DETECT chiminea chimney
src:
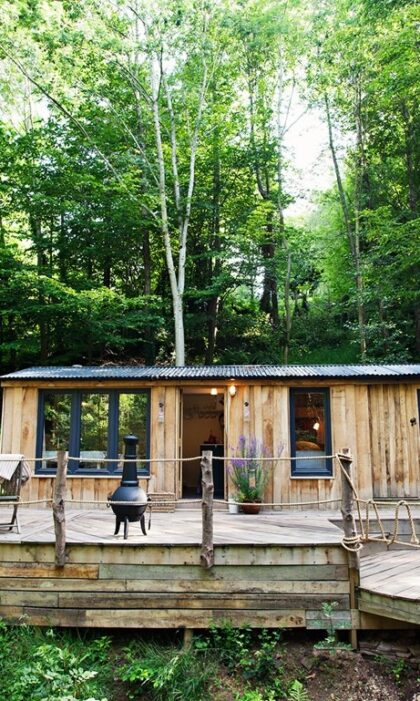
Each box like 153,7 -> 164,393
109,434 -> 149,539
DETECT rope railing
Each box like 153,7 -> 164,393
18,453 -> 337,465
335,453 -> 420,551
2,452 -> 419,559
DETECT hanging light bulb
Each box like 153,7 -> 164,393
313,418 -> 320,431
210,388 -> 218,396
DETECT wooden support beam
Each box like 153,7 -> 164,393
52,450 -> 67,567
183,628 -> 194,648
200,450 -> 214,569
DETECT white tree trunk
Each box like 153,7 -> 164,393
150,58 -> 185,364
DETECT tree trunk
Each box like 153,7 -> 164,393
30,215 -> 49,362
143,230 -> 151,295
58,213 -> 67,283
414,306 -> 420,357
246,51 -> 279,329
324,93 -> 353,253
0,214 -> 4,246
325,91 -> 366,358
259,218 -> 279,328
103,261 -> 111,288
150,58 -> 185,365
401,102 -> 418,217
283,249 -> 292,364
205,112 -> 222,364
354,81 -> 367,358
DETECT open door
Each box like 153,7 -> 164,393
181,388 -> 225,498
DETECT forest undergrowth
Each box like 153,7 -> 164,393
0,620 -> 419,701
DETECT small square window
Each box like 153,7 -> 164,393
290,388 -> 332,477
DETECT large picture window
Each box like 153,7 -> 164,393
290,388 -> 332,477
36,390 -> 150,475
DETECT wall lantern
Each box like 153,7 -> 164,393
228,385 -> 237,397
210,387 -> 218,396
243,400 -> 250,422
158,401 -> 165,423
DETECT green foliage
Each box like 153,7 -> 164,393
287,679 -> 310,701
234,690 -> 276,701
313,602 -> 352,651
197,623 -> 283,689
374,654 -> 408,686
391,659 -> 407,685
118,639 -> 216,701
0,0 -> 418,368
0,621 -> 111,701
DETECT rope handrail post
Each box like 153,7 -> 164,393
52,450 -> 67,567
200,450 -> 214,569
339,448 -> 359,648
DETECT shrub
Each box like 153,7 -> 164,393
196,623 -> 284,689
118,639 -> 217,701
0,621 -> 111,701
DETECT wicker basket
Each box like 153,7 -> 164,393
148,492 -> 176,512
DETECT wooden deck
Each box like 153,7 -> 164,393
359,550 -> 420,626
0,508 -> 353,630
0,507 -> 347,545
0,508 -> 418,631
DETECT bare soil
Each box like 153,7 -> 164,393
281,636 -> 420,701
207,631 -> 420,701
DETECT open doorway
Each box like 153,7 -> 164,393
181,389 -> 225,498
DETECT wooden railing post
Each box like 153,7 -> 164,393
53,450 -> 68,567
200,450 -> 214,569
339,448 -> 360,648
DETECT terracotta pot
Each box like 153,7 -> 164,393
241,501 -> 261,515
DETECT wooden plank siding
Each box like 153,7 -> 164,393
0,539 -> 352,630
368,384 -> 420,499
2,380 -> 419,509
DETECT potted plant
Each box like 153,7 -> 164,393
229,436 -> 269,514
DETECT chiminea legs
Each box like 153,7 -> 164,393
114,515 -> 147,539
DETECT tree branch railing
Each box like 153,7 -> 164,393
3,452 -> 419,570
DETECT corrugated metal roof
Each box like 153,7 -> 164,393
2,364 -> 420,382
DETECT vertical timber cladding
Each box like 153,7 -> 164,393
227,384 -> 343,510
368,383 -> 420,499
1,386 -> 25,453
150,385 -> 179,495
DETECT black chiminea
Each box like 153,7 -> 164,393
109,434 -> 149,539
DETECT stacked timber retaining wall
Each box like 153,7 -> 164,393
0,541 -> 355,630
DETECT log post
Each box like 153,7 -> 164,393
339,448 -> 360,648
200,450 -> 214,569
53,450 -> 68,567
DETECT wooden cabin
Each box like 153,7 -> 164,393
1,364 -> 419,509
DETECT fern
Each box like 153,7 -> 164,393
288,680 -> 310,701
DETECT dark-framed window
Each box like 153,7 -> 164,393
290,388 -> 332,477
36,389 -> 150,475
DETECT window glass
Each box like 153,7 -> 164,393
37,389 -> 150,474
291,390 -> 332,476
80,393 -> 109,469
41,393 -> 72,469
118,393 -> 148,464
